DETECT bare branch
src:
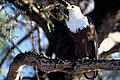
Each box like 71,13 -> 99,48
99,43 -> 120,59
0,26 -> 37,69
6,52 -> 40,80
7,52 -> 120,80
10,41 -> 22,53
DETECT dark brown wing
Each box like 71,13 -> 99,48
83,19 -> 98,80
46,16 -> 76,60
87,23 -> 98,59
70,17 -> 98,59
88,17 -> 98,59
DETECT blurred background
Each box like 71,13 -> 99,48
0,0 -> 120,80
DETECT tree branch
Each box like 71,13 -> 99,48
7,0 -> 53,40
0,26 -> 37,69
7,0 -> 120,47
97,10 -> 120,45
88,0 -> 120,45
7,52 -> 120,80
99,43 -> 120,59
6,52 -> 40,80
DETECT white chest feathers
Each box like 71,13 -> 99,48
65,5 -> 89,32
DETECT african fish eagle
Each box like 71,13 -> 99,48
65,4 -> 98,79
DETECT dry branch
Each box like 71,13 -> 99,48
0,26 -> 37,69
99,43 -> 120,59
96,10 -> 120,45
7,52 -> 40,80
7,52 -> 120,80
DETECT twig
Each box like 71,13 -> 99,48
36,27 -> 42,53
10,41 -> 22,53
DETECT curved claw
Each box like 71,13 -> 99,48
83,70 -> 98,79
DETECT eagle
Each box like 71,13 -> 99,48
45,2 -> 98,79
65,4 -> 98,59
65,4 -> 98,79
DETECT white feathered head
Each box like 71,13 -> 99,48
65,5 -> 89,32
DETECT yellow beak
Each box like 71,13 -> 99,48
67,5 -> 73,10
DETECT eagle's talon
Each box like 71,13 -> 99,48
58,59 -> 64,64
81,57 -> 90,63
83,70 -> 98,79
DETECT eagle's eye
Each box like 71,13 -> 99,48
72,6 -> 74,8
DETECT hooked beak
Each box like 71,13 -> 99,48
66,5 -> 73,10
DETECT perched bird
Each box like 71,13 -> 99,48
45,2 -> 98,79
65,4 -> 98,79
65,4 -> 98,60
